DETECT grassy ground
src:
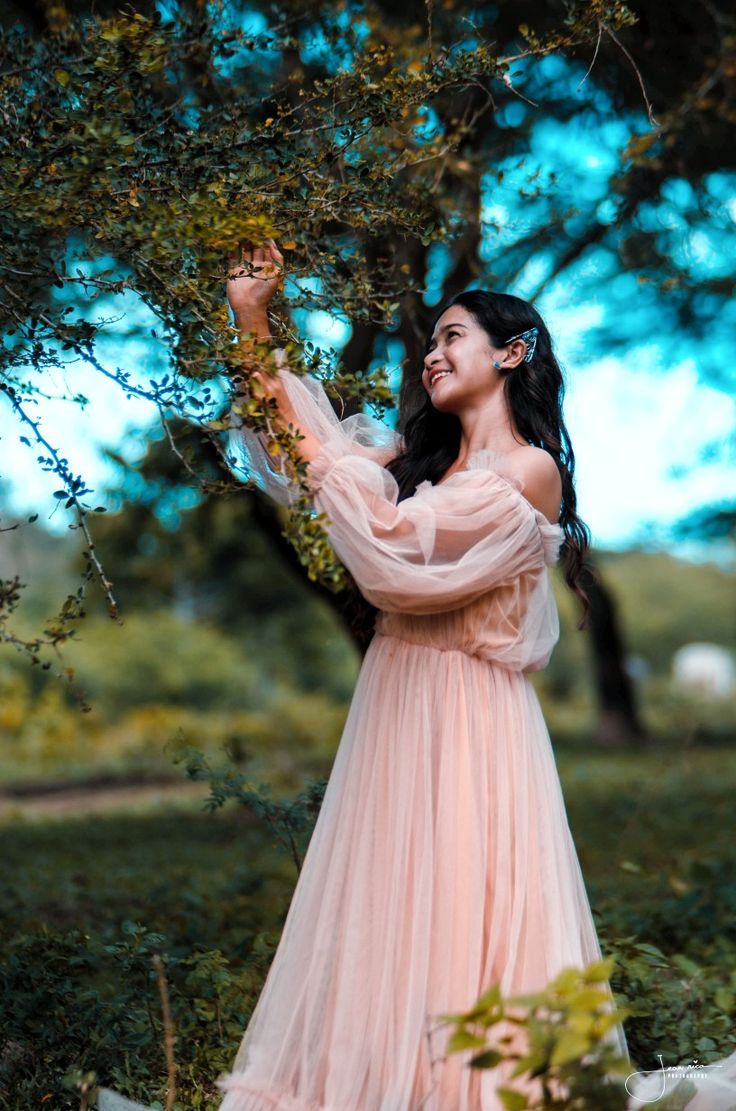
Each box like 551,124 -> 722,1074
558,744 -> 736,910
2,740 -> 734,1109
3,741 -> 734,948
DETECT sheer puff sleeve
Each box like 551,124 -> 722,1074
306,450 -> 561,615
228,357 -> 563,616
227,349 -> 401,506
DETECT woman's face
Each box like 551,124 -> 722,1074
421,305 -> 499,413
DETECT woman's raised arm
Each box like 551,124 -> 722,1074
226,240 -> 323,464
224,240 -> 400,503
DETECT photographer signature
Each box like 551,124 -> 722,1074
626,1053 -> 724,1103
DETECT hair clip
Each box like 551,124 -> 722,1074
505,326 -> 539,363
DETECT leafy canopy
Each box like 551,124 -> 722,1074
4,0 -> 730,677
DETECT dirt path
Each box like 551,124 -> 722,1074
0,778 -> 209,821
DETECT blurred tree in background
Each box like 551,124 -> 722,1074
0,0 -> 733,742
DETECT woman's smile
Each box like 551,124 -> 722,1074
427,368 -> 453,390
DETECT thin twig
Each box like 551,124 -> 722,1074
156,406 -> 234,497
4,387 -> 119,618
501,70 -> 539,108
602,22 -> 659,127
576,21 -> 603,92
425,0 -> 434,64
0,279 -> 167,407
411,1016 -> 445,1110
153,954 -> 177,1111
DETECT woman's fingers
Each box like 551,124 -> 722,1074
235,242 -> 254,265
232,240 -> 285,269
268,239 -> 285,265
229,242 -> 251,277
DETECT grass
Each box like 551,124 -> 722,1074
557,744 -> 736,946
3,741 -> 733,956
2,801 -> 296,957
1,740 -> 734,1109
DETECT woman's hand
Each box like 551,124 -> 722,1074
227,237 -> 288,412
226,239 -> 310,454
227,240 -> 284,324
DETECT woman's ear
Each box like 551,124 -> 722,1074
504,338 -> 529,369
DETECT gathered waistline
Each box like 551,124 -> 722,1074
371,629 -> 521,672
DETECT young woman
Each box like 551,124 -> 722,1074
217,241 -> 629,1110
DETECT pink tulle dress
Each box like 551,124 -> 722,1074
217,361 -> 631,1110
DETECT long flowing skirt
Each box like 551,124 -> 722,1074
218,633 -> 628,1110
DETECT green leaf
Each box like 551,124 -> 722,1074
549,967 -> 581,995
510,1051 -> 547,1078
550,1031 -> 591,1066
470,1049 -> 503,1069
497,1088 -> 529,1110
446,1029 -> 487,1054
567,987 -> 609,1011
672,954 -> 701,977
592,1011 -> 627,1036
581,957 -> 614,983
714,987 -> 733,1012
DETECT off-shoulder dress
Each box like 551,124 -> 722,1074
217,362 -> 630,1111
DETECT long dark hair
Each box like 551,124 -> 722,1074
386,289 -> 593,627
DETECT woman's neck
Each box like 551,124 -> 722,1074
454,397 -> 525,463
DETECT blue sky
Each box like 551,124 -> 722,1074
1,49 -> 733,560
0,287 -> 733,558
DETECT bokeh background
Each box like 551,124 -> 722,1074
0,0 -> 734,1107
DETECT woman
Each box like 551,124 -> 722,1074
218,241 -> 629,1110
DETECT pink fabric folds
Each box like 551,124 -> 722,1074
227,355 -> 400,505
219,364 -> 631,1109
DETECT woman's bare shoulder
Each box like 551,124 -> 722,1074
504,446 -> 562,523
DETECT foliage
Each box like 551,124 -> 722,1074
2,742 -> 736,1109
74,423 -> 364,684
2,0 -> 700,670
180,745 -> 327,873
0,922 -> 272,1110
65,611 -> 265,713
592,550 -> 736,674
443,943 -> 736,1108
606,933 -> 736,1073
536,553 -> 736,740
0,666 -> 348,791
442,958 -> 631,1110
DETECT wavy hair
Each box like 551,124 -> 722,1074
386,289 -> 593,628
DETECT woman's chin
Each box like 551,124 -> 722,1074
429,392 -> 460,414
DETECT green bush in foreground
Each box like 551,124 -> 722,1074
0,922 -> 274,1110
3,932 -> 734,1111
444,958 -> 631,1110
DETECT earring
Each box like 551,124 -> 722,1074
493,360 -> 501,369
504,326 -> 539,363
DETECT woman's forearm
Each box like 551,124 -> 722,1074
231,307 -> 323,466
234,307 -> 272,341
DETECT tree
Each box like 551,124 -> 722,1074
0,0 -> 732,740
87,421 -> 363,695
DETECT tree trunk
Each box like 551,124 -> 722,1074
580,562 -> 648,747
